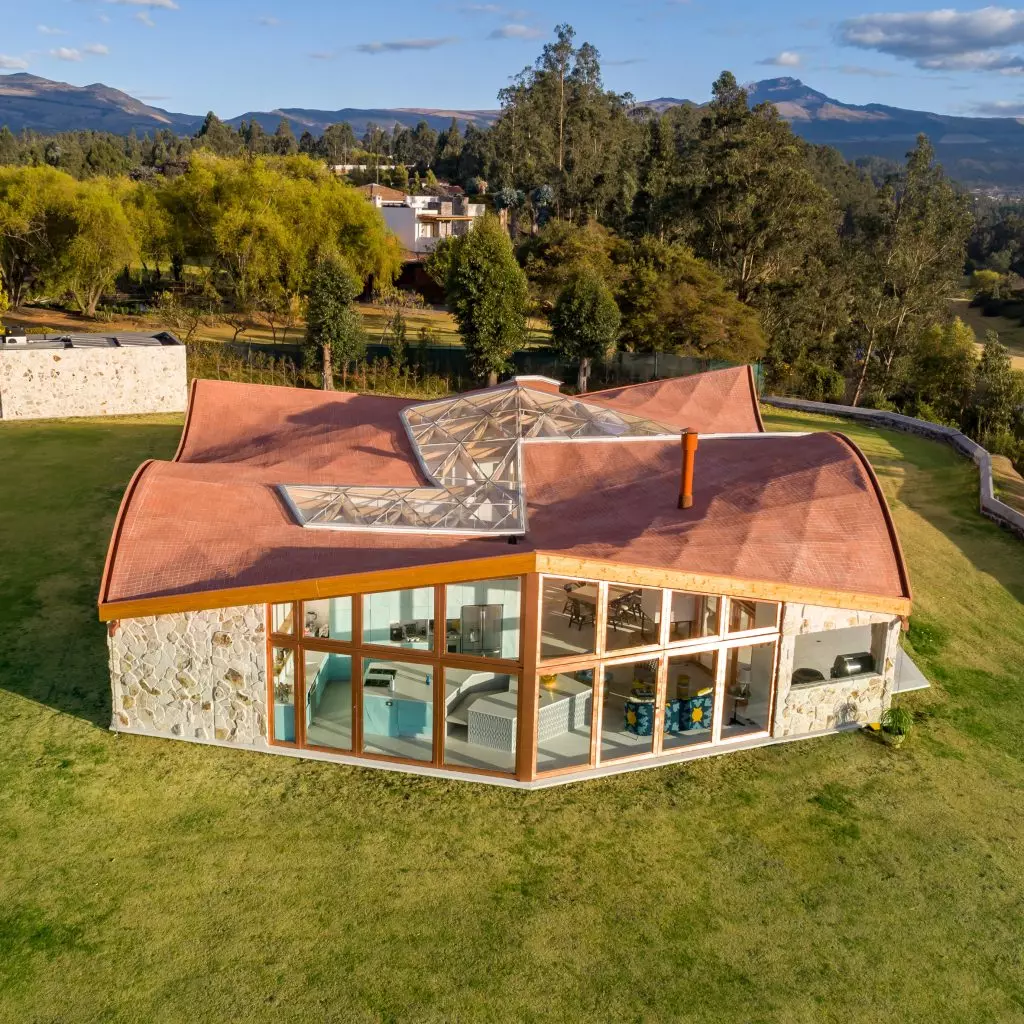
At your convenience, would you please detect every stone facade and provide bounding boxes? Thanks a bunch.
[774,602,901,737]
[0,345,186,420]
[108,605,268,747]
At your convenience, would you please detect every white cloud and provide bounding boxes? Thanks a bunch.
[488,23,543,39]
[838,7,1024,72]
[355,36,459,53]
[308,51,336,60]
[257,16,280,26]
[0,55,29,70]
[973,97,1024,112]
[50,47,83,62]
[37,25,67,36]
[135,11,156,27]
[106,0,179,8]
[85,43,110,55]
[758,50,802,67]
[837,63,899,77]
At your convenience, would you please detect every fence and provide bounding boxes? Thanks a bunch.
[218,338,763,393]
[763,396,1024,541]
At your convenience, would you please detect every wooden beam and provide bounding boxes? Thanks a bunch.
[515,572,541,781]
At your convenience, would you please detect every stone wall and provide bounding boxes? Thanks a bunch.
[0,345,187,420]
[108,605,268,747]
[774,602,901,737]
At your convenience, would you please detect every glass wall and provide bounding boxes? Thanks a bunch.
[600,659,661,762]
[664,651,717,749]
[722,642,777,738]
[302,597,352,642]
[791,625,875,686]
[363,587,435,650]
[304,651,352,751]
[535,670,594,773]
[271,646,297,744]
[605,586,662,652]
[362,658,434,761]
[445,578,521,659]
[540,578,598,659]
[728,598,780,633]
[271,603,294,636]
[268,578,784,781]
[444,667,517,773]
[667,591,720,643]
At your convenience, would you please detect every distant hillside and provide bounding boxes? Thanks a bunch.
[4,71,1024,189]
[640,78,1024,190]
[0,73,201,135]
[223,106,497,137]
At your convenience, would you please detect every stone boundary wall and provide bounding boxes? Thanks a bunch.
[774,602,901,737]
[0,345,187,420]
[763,395,1024,540]
[108,605,268,747]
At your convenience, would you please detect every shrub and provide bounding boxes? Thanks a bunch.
[881,705,914,738]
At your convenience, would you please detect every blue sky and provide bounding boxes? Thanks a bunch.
[3,1,1024,117]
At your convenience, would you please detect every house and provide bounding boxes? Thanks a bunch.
[98,366,912,787]
[0,331,185,420]
[360,184,486,256]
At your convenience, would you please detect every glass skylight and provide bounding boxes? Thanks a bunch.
[280,382,677,536]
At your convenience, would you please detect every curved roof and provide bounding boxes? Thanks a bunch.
[99,370,911,617]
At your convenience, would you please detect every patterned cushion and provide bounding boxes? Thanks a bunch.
[624,700,655,736]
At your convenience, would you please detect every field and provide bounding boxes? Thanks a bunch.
[1,407,1023,1023]
[3,303,552,350]
[951,297,1024,369]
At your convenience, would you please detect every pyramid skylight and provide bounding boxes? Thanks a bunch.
[279,381,677,535]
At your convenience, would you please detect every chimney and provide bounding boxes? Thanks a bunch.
[678,429,699,510]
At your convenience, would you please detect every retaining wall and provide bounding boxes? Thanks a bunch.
[763,396,1024,540]
[0,345,187,420]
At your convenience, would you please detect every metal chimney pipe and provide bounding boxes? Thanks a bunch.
[678,428,699,510]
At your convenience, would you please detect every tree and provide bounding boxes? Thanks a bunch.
[195,112,241,157]
[848,135,973,405]
[303,253,365,390]
[442,215,529,385]
[321,123,356,166]
[273,119,298,156]
[970,332,1024,441]
[615,237,765,362]
[550,269,621,392]
[53,179,140,317]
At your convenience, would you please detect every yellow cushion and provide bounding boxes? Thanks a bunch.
[696,687,713,697]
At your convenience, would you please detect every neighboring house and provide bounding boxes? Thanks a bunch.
[0,331,186,420]
[359,183,486,256]
[99,366,913,788]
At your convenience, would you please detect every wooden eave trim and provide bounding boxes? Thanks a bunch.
[100,548,911,623]
[830,431,913,605]
[98,552,538,621]
[535,554,912,618]
[97,458,157,609]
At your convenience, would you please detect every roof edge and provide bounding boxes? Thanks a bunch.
[829,431,913,605]
[97,458,157,609]
[172,376,200,462]
[747,364,766,432]
[97,548,911,623]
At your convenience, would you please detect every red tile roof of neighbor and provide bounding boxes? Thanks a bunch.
[99,368,911,614]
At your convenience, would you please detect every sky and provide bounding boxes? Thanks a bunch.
[3,1,1024,118]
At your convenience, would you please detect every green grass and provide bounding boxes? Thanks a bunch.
[1,408,1024,1023]
[950,297,1024,369]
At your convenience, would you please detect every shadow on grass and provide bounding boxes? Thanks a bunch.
[0,416,182,728]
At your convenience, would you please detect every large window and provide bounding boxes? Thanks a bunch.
[728,599,780,633]
[362,658,434,762]
[445,578,521,659]
[302,597,352,642]
[304,651,352,751]
[605,586,662,652]
[541,578,598,659]
[535,670,594,773]
[664,651,717,750]
[600,659,661,762]
[791,625,875,686]
[444,668,517,773]
[668,591,720,643]
[271,646,297,744]
[363,587,435,650]
[723,642,776,737]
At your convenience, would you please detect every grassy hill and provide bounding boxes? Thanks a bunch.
[0,406,1022,1022]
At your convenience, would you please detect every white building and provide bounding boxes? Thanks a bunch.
[360,184,486,256]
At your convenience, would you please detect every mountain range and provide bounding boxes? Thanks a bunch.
[2,72,1024,190]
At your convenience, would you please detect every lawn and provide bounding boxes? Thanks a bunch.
[950,297,1024,370]
[1,407,1023,1023]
